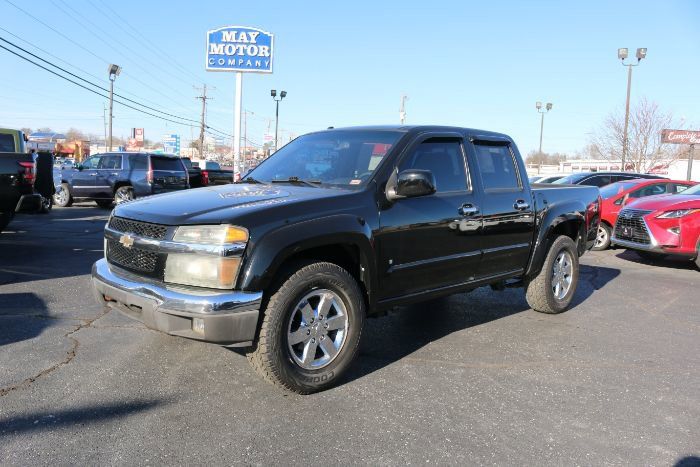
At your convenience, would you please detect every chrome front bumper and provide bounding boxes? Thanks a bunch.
[91,259,262,346]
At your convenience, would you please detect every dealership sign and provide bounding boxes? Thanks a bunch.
[661,129,700,145]
[206,26,273,73]
[162,134,180,155]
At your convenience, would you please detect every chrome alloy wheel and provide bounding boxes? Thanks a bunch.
[551,250,573,300]
[595,226,608,248]
[54,187,69,206]
[286,289,349,370]
[115,187,133,204]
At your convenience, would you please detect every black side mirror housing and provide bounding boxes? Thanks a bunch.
[387,169,436,201]
[76,164,83,171]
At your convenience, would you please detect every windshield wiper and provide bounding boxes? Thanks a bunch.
[269,176,322,187]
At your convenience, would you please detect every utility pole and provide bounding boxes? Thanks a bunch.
[107,64,121,151]
[195,84,213,158]
[399,94,408,124]
[536,102,553,154]
[102,104,107,150]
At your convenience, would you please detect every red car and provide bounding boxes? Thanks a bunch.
[593,178,696,250]
[611,182,700,268]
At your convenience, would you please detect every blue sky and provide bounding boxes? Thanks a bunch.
[1,0,698,156]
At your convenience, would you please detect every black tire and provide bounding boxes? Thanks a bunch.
[592,223,611,251]
[0,211,13,232]
[246,261,365,394]
[114,186,134,204]
[39,196,52,214]
[636,250,667,261]
[95,200,113,208]
[53,183,73,207]
[525,236,579,314]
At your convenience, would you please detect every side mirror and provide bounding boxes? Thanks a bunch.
[387,169,436,201]
[76,164,84,171]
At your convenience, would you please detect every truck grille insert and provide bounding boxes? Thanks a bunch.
[107,240,159,273]
[614,209,652,245]
[108,217,168,240]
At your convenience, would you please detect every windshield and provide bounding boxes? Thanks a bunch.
[680,184,700,196]
[599,181,638,199]
[247,130,402,187]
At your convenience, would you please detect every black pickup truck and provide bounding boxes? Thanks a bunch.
[0,152,53,232]
[91,126,600,393]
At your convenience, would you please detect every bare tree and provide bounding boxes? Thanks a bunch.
[526,151,568,166]
[65,127,87,141]
[589,98,679,172]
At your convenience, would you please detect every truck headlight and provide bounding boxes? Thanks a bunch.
[164,254,241,289]
[173,225,248,244]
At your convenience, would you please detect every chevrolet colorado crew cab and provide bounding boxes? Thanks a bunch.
[91,126,601,393]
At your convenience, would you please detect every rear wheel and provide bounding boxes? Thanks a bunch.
[246,261,365,394]
[53,183,73,207]
[39,196,52,214]
[592,223,611,251]
[525,236,579,314]
[114,186,134,204]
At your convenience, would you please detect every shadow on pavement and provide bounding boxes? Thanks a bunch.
[343,263,620,384]
[0,399,170,438]
[0,206,107,286]
[0,293,52,347]
[615,249,698,271]
[675,457,700,467]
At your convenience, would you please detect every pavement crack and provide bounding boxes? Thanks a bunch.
[0,309,109,397]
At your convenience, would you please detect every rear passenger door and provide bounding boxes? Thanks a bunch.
[470,138,535,278]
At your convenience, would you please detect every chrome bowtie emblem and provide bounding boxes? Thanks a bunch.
[119,234,135,249]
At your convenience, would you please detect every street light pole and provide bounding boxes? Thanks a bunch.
[536,101,553,154]
[270,89,287,152]
[107,64,121,152]
[618,47,646,171]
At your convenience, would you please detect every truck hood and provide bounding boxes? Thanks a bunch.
[112,183,357,225]
[627,194,700,213]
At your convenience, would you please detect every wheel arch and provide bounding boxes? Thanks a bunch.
[239,214,377,312]
[525,202,587,281]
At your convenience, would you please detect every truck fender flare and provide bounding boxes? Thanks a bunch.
[239,214,377,304]
[525,200,586,280]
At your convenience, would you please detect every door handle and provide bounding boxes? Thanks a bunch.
[514,200,530,210]
[459,204,479,216]
[89,173,98,176]
[110,172,119,176]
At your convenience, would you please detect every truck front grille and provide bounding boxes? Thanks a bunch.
[108,216,168,240]
[107,240,159,273]
[614,209,652,245]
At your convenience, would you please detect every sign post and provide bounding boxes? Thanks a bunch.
[206,26,274,181]
[661,129,700,181]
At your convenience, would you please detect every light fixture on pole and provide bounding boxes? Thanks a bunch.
[271,89,287,152]
[618,47,646,171]
[107,64,121,152]
[536,101,553,155]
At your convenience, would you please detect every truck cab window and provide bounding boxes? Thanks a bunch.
[474,144,520,190]
[398,139,467,193]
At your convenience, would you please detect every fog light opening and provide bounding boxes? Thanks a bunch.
[668,227,680,235]
[192,318,205,335]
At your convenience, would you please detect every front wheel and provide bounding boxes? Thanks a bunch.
[53,183,73,207]
[525,236,579,314]
[39,196,52,214]
[246,261,365,394]
[592,223,611,251]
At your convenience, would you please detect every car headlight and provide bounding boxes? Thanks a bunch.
[656,209,699,219]
[166,224,248,289]
[173,224,248,244]
[165,254,241,289]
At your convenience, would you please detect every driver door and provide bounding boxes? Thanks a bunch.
[376,134,483,301]
[71,155,102,198]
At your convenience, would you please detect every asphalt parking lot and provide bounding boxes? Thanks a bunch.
[1,205,699,465]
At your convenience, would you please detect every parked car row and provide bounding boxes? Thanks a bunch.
[53,152,236,209]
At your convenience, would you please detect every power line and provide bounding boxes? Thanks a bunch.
[0,25,191,115]
[0,43,233,135]
[0,36,234,137]
[88,0,206,86]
